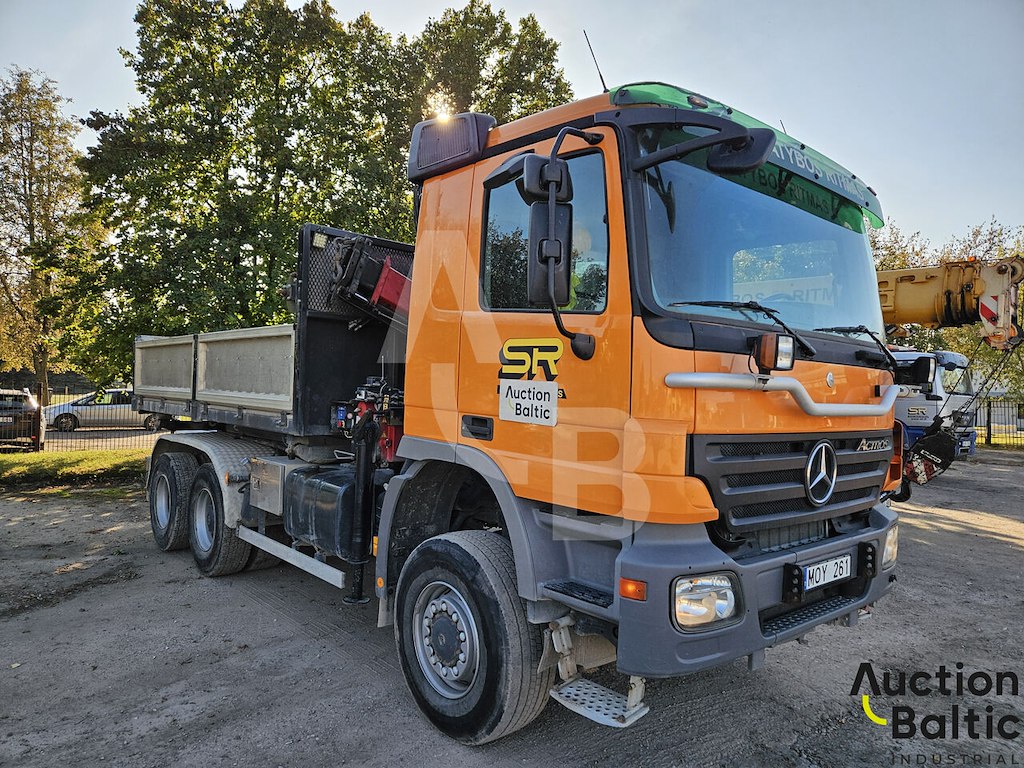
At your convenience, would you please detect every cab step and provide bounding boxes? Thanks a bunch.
[549,676,649,728]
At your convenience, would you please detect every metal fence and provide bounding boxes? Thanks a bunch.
[976,398,1024,449]
[0,383,165,454]
[8,382,1024,455]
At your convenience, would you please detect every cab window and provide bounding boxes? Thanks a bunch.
[481,151,608,312]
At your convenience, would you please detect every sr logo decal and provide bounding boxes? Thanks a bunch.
[499,338,563,381]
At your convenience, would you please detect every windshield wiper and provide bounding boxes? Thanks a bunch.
[670,300,817,357]
[630,114,777,175]
[813,325,897,370]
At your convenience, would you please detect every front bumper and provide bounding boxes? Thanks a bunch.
[614,504,897,677]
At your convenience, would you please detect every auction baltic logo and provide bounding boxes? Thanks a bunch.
[851,662,1021,764]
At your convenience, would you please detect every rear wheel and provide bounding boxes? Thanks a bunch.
[189,464,251,576]
[149,452,198,551]
[395,531,555,745]
[143,414,160,432]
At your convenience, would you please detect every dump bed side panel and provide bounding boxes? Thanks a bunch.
[196,326,294,412]
[134,224,413,440]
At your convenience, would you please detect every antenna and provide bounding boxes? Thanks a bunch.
[779,119,787,134]
[583,30,609,93]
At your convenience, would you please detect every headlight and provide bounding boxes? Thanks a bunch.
[673,573,739,631]
[882,525,899,569]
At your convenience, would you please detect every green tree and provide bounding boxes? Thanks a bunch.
[79,1,574,377]
[414,1,572,123]
[479,14,573,123]
[0,68,100,403]
[869,218,931,271]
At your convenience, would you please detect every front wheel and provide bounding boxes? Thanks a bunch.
[394,531,555,745]
[143,414,160,432]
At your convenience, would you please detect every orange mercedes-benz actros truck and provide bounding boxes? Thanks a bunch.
[135,81,921,744]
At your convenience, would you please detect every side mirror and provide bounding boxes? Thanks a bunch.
[522,155,572,202]
[911,355,936,385]
[527,201,572,307]
[483,154,573,203]
[895,356,936,386]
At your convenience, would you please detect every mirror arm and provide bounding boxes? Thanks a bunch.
[543,263,595,360]
[537,127,601,361]
[550,126,603,157]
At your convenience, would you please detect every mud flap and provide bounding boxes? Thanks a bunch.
[904,430,957,485]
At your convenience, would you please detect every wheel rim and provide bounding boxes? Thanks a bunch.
[192,488,216,554]
[412,580,481,700]
[154,475,171,530]
[57,416,73,431]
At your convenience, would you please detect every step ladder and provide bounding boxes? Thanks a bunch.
[549,675,650,728]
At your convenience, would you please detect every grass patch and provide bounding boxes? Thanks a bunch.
[0,448,148,487]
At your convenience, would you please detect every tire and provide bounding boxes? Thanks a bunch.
[245,546,281,571]
[54,414,77,432]
[149,452,198,551]
[143,414,160,432]
[394,531,555,745]
[188,463,252,576]
[892,478,912,503]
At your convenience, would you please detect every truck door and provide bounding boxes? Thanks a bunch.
[458,128,632,516]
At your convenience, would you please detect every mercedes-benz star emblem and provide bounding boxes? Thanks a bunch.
[804,440,838,506]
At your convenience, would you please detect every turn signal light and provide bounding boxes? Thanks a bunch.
[754,332,795,373]
[619,577,647,601]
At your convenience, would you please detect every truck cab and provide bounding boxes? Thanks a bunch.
[894,349,977,457]
[394,82,902,708]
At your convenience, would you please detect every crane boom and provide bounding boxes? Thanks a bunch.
[877,256,1024,350]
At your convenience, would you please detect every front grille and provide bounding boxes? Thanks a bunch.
[720,440,802,457]
[691,430,892,532]
[725,461,880,489]
[732,488,875,519]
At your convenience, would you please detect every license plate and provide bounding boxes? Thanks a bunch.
[0,416,13,423]
[803,554,852,591]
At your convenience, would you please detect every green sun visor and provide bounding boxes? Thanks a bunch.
[610,82,884,228]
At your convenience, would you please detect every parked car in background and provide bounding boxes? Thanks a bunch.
[0,389,46,450]
[44,388,159,432]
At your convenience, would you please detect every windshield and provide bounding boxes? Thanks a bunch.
[636,126,884,336]
[941,367,973,395]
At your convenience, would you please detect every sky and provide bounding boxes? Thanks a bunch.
[1,0,1021,248]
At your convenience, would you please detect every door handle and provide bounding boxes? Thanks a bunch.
[461,415,493,441]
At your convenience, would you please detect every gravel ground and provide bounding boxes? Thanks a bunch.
[1,459,1022,768]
